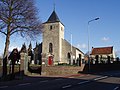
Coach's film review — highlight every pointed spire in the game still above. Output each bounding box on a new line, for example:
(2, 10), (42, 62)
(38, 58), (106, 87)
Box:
(29, 41), (32, 50)
(20, 43), (27, 53)
(46, 10), (60, 23)
(44, 3), (64, 25)
(28, 41), (32, 53)
(36, 42), (38, 47)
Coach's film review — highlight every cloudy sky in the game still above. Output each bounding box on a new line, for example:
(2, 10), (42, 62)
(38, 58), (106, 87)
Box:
(1, 0), (120, 56)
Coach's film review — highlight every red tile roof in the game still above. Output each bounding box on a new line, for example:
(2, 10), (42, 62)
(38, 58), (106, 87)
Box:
(91, 46), (113, 55)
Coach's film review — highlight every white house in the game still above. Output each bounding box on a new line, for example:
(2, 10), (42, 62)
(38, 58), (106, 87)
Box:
(90, 46), (116, 63)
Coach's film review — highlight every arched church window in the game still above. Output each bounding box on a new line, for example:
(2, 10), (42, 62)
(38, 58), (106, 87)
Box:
(79, 54), (81, 59)
(49, 43), (53, 53)
(67, 52), (71, 59)
(67, 52), (71, 64)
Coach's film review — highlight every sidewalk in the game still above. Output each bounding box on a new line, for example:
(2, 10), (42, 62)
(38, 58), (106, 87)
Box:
(28, 72), (87, 78)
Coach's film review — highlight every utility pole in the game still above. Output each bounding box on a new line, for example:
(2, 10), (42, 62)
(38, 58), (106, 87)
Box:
(87, 17), (99, 72)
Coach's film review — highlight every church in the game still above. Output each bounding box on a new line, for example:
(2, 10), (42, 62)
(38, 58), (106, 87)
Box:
(41, 10), (84, 66)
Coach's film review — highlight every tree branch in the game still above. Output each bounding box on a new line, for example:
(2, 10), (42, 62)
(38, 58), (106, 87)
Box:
(10, 26), (29, 35)
(0, 30), (7, 35)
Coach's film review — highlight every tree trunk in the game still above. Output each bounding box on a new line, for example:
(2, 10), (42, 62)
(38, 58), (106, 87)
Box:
(2, 25), (11, 78)
(3, 30), (10, 59)
(2, 57), (7, 78)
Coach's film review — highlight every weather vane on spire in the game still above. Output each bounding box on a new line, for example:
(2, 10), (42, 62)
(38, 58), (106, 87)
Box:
(53, 1), (56, 11)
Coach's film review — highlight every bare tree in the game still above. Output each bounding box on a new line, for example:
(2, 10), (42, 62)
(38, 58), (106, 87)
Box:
(0, 0), (42, 59)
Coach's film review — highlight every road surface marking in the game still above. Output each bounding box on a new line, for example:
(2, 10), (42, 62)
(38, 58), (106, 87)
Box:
(62, 85), (72, 88)
(40, 80), (48, 83)
(0, 86), (8, 88)
(18, 83), (31, 86)
(113, 86), (119, 90)
(94, 76), (108, 81)
(55, 78), (62, 80)
(78, 80), (90, 85)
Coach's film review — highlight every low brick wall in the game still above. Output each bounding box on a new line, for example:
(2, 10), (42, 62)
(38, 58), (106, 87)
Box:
(28, 65), (41, 74)
(42, 64), (85, 75)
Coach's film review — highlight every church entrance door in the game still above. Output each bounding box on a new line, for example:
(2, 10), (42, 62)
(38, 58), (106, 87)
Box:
(48, 56), (53, 65)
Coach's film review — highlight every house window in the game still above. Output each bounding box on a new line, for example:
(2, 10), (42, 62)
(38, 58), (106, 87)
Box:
(49, 43), (53, 53)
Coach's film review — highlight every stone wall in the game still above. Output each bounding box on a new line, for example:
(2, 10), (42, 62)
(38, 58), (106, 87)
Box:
(62, 39), (76, 63)
(42, 22), (63, 65)
(42, 64), (85, 76)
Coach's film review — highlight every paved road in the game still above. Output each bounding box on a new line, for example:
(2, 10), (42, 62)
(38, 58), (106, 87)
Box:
(0, 71), (120, 90)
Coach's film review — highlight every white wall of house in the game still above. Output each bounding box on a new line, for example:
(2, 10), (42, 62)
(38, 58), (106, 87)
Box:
(75, 49), (84, 60)
(112, 48), (116, 59)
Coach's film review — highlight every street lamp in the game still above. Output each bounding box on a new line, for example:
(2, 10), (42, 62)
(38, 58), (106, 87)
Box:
(87, 17), (99, 72)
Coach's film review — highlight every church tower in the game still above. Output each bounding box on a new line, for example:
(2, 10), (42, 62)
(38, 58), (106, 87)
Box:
(42, 10), (64, 65)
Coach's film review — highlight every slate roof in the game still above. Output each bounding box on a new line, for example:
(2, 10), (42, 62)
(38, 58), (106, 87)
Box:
(46, 10), (60, 23)
(91, 46), (113, 55)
